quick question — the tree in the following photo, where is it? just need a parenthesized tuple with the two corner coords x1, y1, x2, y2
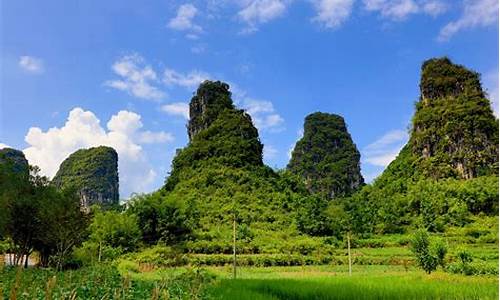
(89, 209, 141, 260)
(3, 166, 47, 267)
(127, 193, 194, 245)
(411, 229, 447, 274)
(36, 187, 89, 269)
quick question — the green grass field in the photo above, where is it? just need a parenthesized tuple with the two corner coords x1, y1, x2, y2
(206, 266, 498, 299)
(2, 264, 497, 299)
(1, 239, 498, 299)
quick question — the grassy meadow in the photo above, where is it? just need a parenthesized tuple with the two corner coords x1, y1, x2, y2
(1, 239, 498, 300)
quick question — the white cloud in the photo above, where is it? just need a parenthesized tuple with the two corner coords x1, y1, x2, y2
(242, 99, 285, 132)
(23, 107, 173, 198)
(311, 0, 355, 28)
(161, 102, 190, 120)
(19, 56, 44, 74)
(238, 0, 288, 33)
(0, 143, 11, 149)
(167, 3, 203, 38)
(363, 0, 446, 20)
(104, 54, 165, 101)
(422, 0, 448, 17)
(438, 0, 498, 41)
(362, 129, 408, 167)
(163, 69, 211, 89)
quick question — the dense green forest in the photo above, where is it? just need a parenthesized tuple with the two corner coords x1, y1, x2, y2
(0, 57, 498, 299)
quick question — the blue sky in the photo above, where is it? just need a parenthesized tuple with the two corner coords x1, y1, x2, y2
(1, 0, 498, 199)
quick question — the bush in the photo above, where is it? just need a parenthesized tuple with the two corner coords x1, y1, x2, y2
(411, 229, 447, 274)
(124, 245, 188, 268)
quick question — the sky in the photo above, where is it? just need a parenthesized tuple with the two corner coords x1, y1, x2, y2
(1, 0, 498, 199)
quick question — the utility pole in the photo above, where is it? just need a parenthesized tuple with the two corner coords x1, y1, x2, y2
(347, 231, 352, 276)
(233, 215, 237, 279)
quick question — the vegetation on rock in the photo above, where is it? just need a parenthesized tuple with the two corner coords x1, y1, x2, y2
(52, 146, 119, 207)
(0, 148, 29, 175)
(288, 112, 364, 198)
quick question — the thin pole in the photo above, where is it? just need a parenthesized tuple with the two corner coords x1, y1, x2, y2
(233, 216, 236, 279)
(347, 231, 352, 276)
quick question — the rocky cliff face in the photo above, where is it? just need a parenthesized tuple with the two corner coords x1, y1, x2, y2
(287, 112, 364, 199)
(165, 80, 263, 190)
(52, 146, 119, 208)
(410, 57, 498, 179)
(0, 148, 29, 175)
(187, 81, 235, 141)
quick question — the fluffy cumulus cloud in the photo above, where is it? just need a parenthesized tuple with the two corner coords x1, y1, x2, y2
(23, 108, 173, 198)
(160, 102, 190, 120)
(438, 0, 498, 41)
(0, 143, 11, 149)
(163, 69, 211, 89)
(362, 129, 408, 167)
(104, 54, 165, 101)
(363, 0, 447, 20)
(238, 0, 288, 33)
(19, 56, 44, 74)
(311, 0, 355, 29)
(242, 99, 285, 132)
(167, 3, 203, 38)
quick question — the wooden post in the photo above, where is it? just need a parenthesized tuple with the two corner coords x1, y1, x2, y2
(347, 231, 352, 276)
(233, 216, 237, 279)
(98, 241, 102, 263)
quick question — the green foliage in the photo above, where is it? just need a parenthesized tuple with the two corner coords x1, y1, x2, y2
(52, 146, 119, 206)
(0, 265, 214, 299)
(0, 148, 29, 175)
(288, 112, 364, 198)
(88, 209, 141, 253)
(1, 163, 89, 269)
(122, 245, 188, 267)
(410, 229, 447, 274)
(127, 193, 194, 245)
(457, 248, 473, 265)
(413, 57, 498, 179)
(187, 80, 235, 140)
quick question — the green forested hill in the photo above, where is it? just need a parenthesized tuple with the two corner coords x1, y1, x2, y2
(288, 112, 364, 199)
(342, 57, 499, 235)
(131, 81, 332, 253)
(0, 148, 29, 175)
(52, 146, 119, 208)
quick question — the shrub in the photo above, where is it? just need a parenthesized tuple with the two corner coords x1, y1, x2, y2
(411, 229, 447, 274)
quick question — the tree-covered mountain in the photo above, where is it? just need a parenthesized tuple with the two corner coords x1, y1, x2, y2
(165, 81, 263, 191)
(0, 148, 29, 175)
(412, 57, 498, 179)
(131, 80, 332, 253)
(288, 112, 364, 199)
(52, 146, 119, 208)
(343, 57, 499, 234)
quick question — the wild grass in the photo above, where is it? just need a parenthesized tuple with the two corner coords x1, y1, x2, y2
(207, 271, 499, 300)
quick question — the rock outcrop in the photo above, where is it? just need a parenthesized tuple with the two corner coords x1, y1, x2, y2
(288, 112, 364, 199)
(52, 146, 119, 208)
(165, 80, 263, 190)
(187, 81, 235, 141)
(410, 57, 498, 179)
(0, 148, 29, 175)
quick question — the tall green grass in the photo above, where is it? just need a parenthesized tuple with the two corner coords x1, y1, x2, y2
(208, 273, 498, 300)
